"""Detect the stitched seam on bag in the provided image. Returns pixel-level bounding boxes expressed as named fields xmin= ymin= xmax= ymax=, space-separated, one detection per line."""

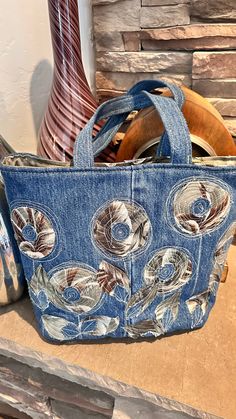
xmin=130 ymin=166 xmax=133 ymax=300
xmin=205 ymin=245 xmax=220 ymax=297
xmin=127 ymin=166 xmax=134 ymax=335
xmin=1 ymin=165 xmax=236 ymax=174
xmin=191 ymin=237 xmax=202 ymax=296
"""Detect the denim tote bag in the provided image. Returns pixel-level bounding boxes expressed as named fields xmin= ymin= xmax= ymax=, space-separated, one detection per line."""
xmin=1 ymin=85 xmax=236 ymax=343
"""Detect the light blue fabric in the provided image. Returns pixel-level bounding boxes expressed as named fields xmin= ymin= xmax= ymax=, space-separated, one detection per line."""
xmin=1 ymin=81 xmax=236 ymax=343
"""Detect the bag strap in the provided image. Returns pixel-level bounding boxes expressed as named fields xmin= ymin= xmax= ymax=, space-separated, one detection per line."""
xmin=92 ymin=80 xmax=185 ymax=153
xmin=73 ymin=91 xmax=192 ymax=168
xmin=127 ymin=79 xmax=185 ymax=106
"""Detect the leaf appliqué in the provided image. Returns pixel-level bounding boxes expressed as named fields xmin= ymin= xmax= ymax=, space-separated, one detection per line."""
xmin=126 ymin=284 xmax=159 ymax=318
xmin=155 ymin=292 xmax=180 ymax=331
xmin=41 ymin=314 xmax=119 ymax=341
xmin=42 ymin=315 xmax=78 ymax=341
xmin=81 ymin=316 xmax=119 ymax=337
xmin=97 ymin=261 xmax=130 ymax=302
xmin=186 ymin=291 xmax=211 ymax=328
xmin=125 ymin=319 xmax=164 ymax=339
xmin=209 ymin=222 xmax=236 ymax=295
xmin=126 ymin=292 xmax=181 ymax=339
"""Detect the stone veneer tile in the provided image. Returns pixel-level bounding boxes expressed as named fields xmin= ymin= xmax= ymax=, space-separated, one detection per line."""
xmin=96 ymin=72 xmax=191 ymax=92
xmin=140 ymin=5 xmax=190 ymax=28
xmin=94 ymin=31 xmax=125 ymax=52
xmin=140 ymin=24 xmax=236 ymax=50
xmin=96 ymin=51 xmax=192 ymax=74
xmin=192 ymin=52 xmax=236 ymax=79
xmin=93 ymin=0 xmax=140 ymax=33
xmin=142 ymin=0 xmax=189 ymax=5
xmin=207 ymin=98 xmax=236 ymax=117
xmin=192 ymin=79 xmax=236 ymax=99
xmin=191 ymin=0 xmax=236 ymax=21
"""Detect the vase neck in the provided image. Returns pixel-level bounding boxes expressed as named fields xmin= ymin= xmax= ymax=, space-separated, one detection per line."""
xmin=48 ymin=0 xmax=85 ymax=79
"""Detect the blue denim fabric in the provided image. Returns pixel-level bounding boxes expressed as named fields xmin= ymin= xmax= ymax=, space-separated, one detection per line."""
xmin=1 ymin=82 xmax=236 ymax=343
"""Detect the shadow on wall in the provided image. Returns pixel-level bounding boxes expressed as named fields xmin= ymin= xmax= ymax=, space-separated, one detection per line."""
xmin=30 ymin=60 xmax=53 ymax=141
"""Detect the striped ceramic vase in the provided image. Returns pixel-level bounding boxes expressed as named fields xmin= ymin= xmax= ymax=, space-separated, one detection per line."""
xmin=38 ymin=0 xmax=115 ymax=162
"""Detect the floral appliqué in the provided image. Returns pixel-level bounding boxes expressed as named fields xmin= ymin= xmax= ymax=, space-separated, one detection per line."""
xmin=209 ymin=222 xmax=236 ymax=295
xmin=92 ymin=200 xmax=151 ymax=257
xmin=124 ymin=247 xmax=192 ymax=339
xmin=126 ymin=247 xmax=192 ymax=320
xmin=29 ymin=247 xmax=192 ymax=341
xmin=186 ymin=222 xmax=236 ymax=327
xmin=29 ymin=261 xmax=131 ymax=340
xmin=11 ymin=207 xmax=56 ymax=259
xmin=171 ymin=180 xmax=231 ymax=235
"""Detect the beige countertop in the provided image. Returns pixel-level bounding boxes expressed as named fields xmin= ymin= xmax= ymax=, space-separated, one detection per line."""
xmin=0 ymin=245 xmax=235 ymax=418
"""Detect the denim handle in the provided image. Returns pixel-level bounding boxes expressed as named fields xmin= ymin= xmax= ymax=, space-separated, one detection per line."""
xmin=127 ymin=79 xmax=185 ymax=107
xmin=73 ymin=91 xmax=192 ymax=168
xmin=128 ymin=80 xmax=185 ymax=158
xmin=92 ymin=80 xmax=185 ymax=152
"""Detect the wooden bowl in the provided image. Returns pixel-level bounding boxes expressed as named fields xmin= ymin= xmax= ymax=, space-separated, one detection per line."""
xmin=116 ymin=86 xmax=236 ymax=161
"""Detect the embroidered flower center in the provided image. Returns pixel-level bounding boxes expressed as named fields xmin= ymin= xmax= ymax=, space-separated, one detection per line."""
xmin=191 ymin=198 xmax=210 ymax=218
xmin=63 ymin=287 xmax=81 ymax=302
xmin=157 ymin=263 xmax=175 ymax=281
xmin=111 ymin=222 xmax=131 ymax=241
xmin=22 ymin=224 xmax=37 ymax=242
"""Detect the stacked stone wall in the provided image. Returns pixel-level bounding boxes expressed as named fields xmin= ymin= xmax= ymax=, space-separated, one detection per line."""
xmin=92 ymin=0 xmax=236 ymax=134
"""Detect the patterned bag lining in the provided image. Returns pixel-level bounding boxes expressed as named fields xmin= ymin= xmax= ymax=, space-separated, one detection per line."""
xmin=2 ymin=154 xmax=236 ymax=168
